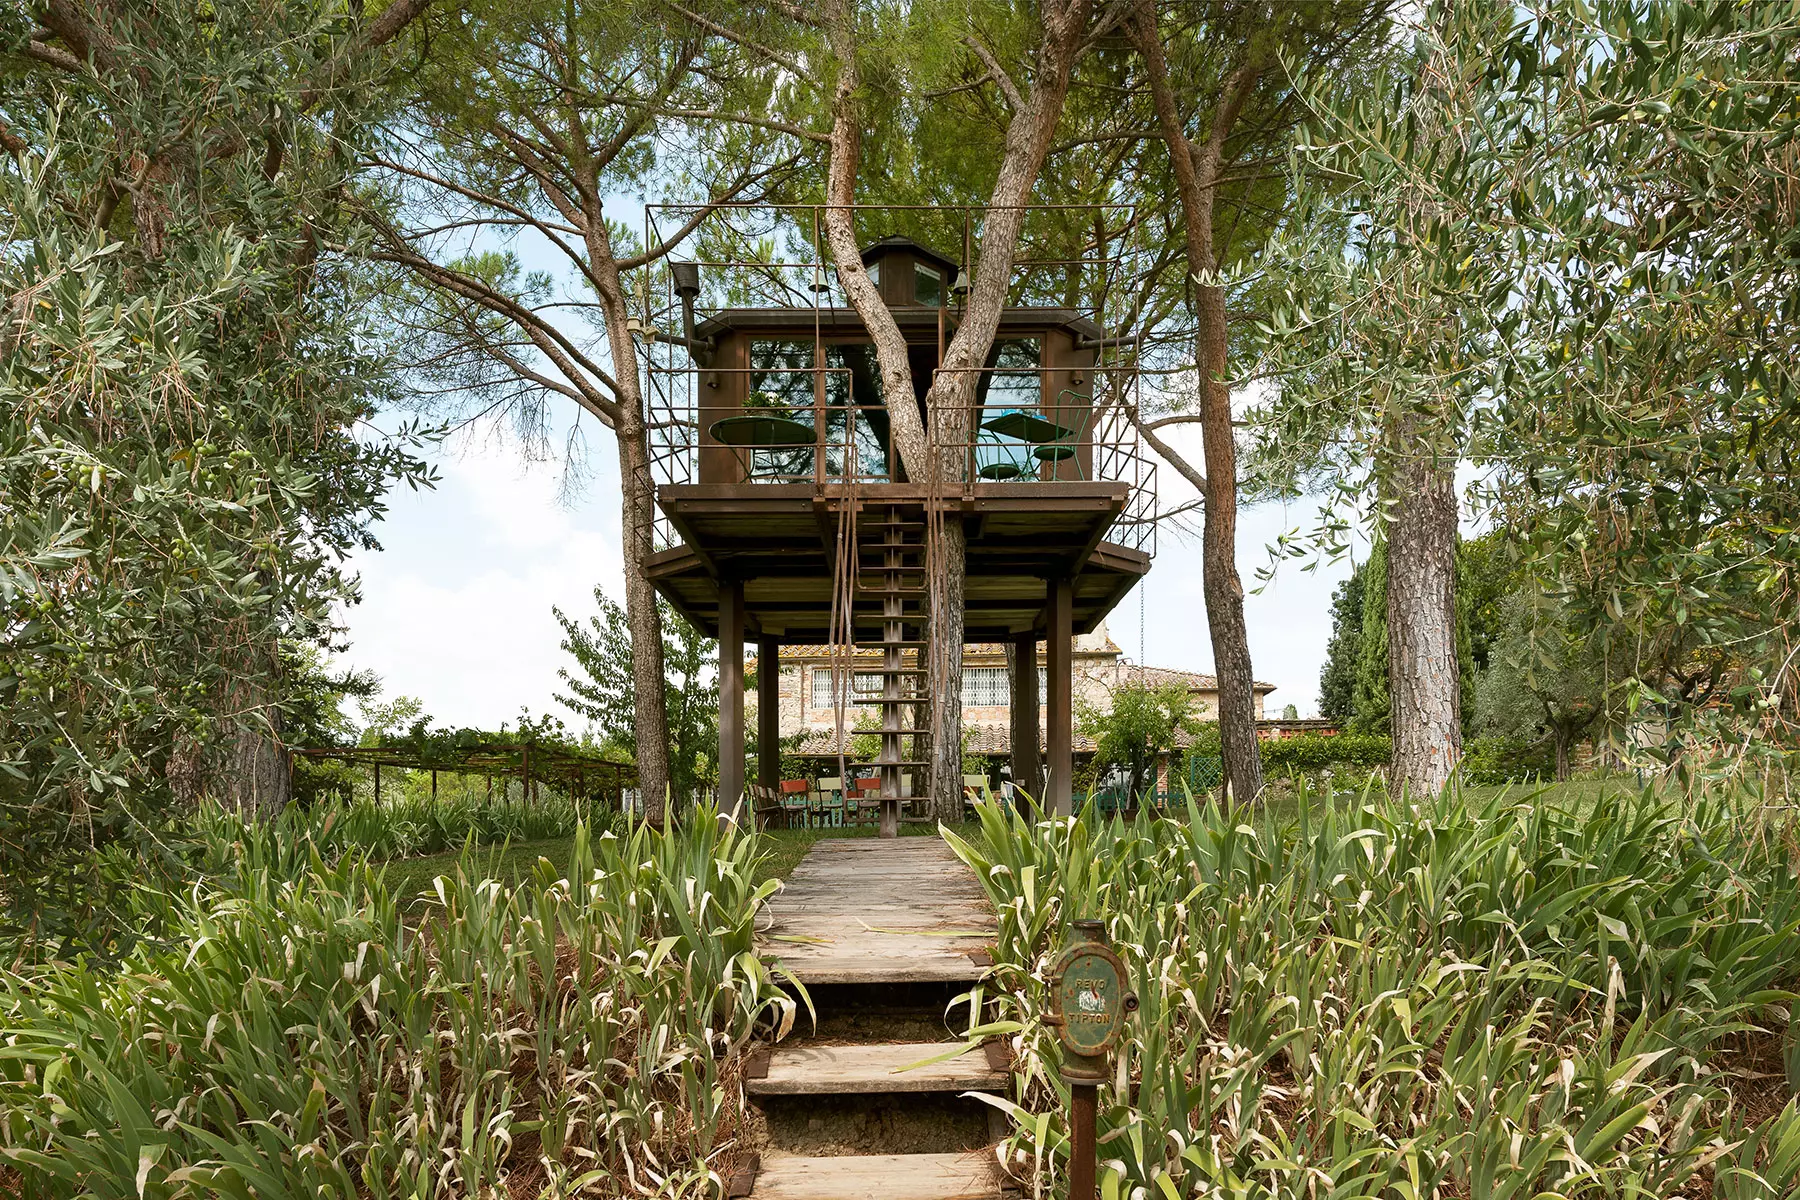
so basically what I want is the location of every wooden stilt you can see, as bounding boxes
[1010,632,1041,804]
[758,636,781,793]
[1046,577,1074,817]
[719,578,746,821]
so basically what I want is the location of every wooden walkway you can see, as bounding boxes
[755,838,997,985]
[747,836,1009,1200]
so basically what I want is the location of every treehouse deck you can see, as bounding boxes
[646,481,1149,642]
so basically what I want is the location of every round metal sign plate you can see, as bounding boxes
[1048,941,1129,1058]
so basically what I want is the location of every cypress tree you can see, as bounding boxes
[1352,540,1390,734]
[1317,568,1366,722]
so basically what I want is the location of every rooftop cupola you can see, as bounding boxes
[859,236,960,308]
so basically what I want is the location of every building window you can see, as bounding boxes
[914,262,943,307]
[961,667,1009,707]
[981,338,1041,411]
[811,669,883,709]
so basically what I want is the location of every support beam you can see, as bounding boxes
[719,578,746,821]
[758,636,781,792]
[1010,633,1042,805]
[1045,578,1074,817]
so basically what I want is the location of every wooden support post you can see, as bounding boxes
[1046,578,1074,818]
[1010,632,1041,805]
[719,578,746,821]
[758,636,781,793]
[431,769,437,801]
[373,763,381,806]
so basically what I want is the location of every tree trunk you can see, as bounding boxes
[1198,276,1264,805]
[591,250,673,824]
[1554,730,1571,782]
[615,414,673,822]
[819,0,1091,823]
[927,520,967,822]
[1129,10,1266,803]
[1385,415,1460,798]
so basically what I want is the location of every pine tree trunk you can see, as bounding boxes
[1198,276,1264,804]
[590,249,673,825]
[927,520,967,823]
[1385,418,1461,798]
[615,411,673,823]
[1129,21,1268,804]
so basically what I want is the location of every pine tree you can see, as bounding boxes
[554,590,719,805]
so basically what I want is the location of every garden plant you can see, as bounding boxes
[948,785,1800,1198]
[0,810,792,1197]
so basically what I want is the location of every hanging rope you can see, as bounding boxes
[827,456,859,791]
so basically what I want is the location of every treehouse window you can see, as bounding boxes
[914,262,943,307]
[747,340,889,480]
[981,338,1041,412]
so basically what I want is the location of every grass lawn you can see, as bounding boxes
[374,778,1635,905]
[377,820,984,904]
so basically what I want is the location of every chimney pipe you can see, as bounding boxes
[669,261,714,365]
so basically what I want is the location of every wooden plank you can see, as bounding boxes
[749,1042,1007,1095]
[749,1153,1001,1200]
[757,838,997,985]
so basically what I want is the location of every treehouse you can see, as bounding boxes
[643,235,1155,830]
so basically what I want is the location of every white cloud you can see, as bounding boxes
[338,419,625,730]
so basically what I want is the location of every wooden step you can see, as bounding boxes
[748,1042,1007,1096]
[748,1152,1003,1200]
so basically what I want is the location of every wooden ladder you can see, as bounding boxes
[853,501,931,837]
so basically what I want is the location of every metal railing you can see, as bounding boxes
[647,373,1157,555]
[640,202,1157,558]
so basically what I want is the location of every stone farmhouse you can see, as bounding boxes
[750,623,1277,760]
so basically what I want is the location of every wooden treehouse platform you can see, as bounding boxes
[647,482,1149,643]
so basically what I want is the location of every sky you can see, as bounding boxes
[335,410,1354,731]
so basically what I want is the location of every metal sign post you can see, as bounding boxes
[1045,919,1137,1200]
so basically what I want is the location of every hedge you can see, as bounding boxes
[1260,732,1391,773]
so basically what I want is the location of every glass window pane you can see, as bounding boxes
[746,340,815,479]
[825,343,888,480]
[914,262,942,307]
[987,339,1041,411]
[811,669,882,708]
[961,666,1008,707]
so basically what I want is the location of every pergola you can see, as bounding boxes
[292,741,636,807]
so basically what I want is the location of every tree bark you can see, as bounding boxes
[926,521,967,822]
[1385,413,1460,797]
[1129,2,1265,803]
[819,0,1092,821]
[590,249,674,824]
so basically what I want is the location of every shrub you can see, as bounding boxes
[946,784,1800,1198]
[0,811,790,1195]
[1462,733,1557,785]
[1259,731,1390,773]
